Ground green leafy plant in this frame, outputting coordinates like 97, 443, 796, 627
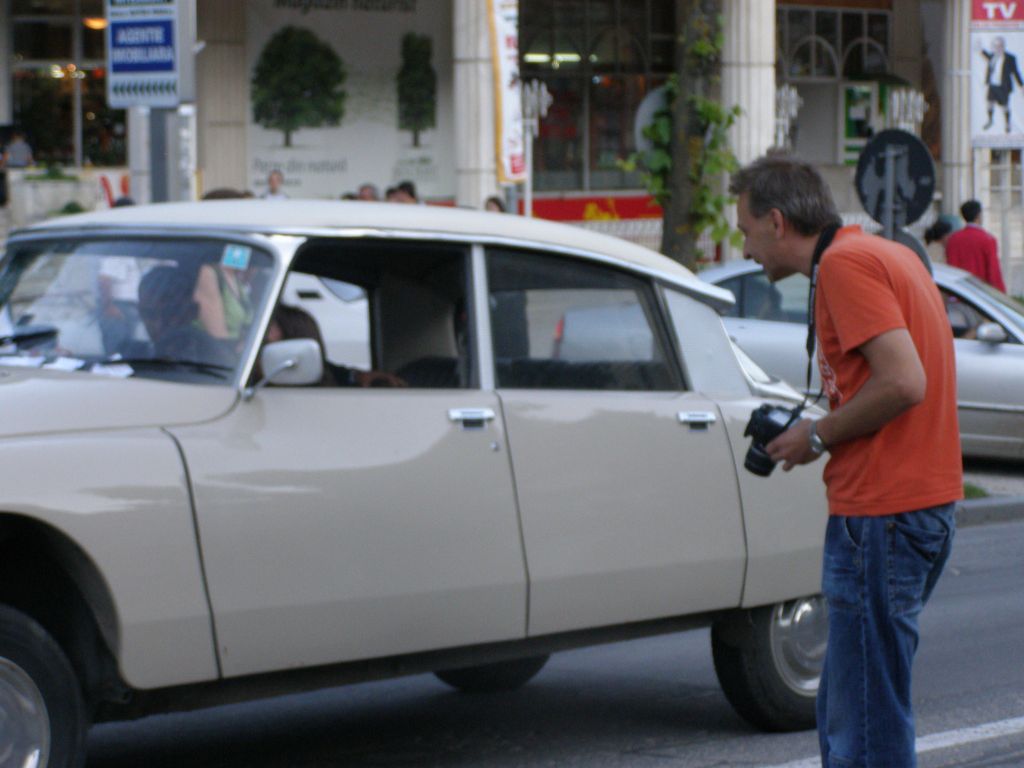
25, 163, 79, 182
251, 26, 347, 147
621, 6, 742, 266
963, 482, 988, 499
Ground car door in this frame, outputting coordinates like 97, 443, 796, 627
940, 284, 1024, 458
485, 247, 746, 636
172, 239, 527, 677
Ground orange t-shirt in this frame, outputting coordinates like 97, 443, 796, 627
815, 226, 963, 516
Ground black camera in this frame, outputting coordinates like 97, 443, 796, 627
743, 404, 800, 477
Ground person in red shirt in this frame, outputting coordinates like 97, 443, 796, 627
945, 200, 1007, 292
731, 155, 961, 768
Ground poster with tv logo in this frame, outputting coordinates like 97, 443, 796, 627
972, 0, 1024, 146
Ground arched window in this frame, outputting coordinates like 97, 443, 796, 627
787, 35, 840, 80
777, 6, 890, 83
843, 38, 889, 78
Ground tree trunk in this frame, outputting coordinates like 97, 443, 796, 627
662, 0, 723, 270
284, 129, 293, 148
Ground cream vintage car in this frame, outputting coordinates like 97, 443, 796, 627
0, 201, 827, 767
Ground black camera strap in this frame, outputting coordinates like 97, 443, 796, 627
801, 224, 841, 411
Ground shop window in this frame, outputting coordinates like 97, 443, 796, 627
10, 1, 125, 167
521, 0, 675, 193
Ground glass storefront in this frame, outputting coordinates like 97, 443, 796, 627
10, 0, 126, 167
520, 0, 675, 193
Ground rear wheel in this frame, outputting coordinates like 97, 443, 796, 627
0, 605, 87, 768
435, 655, 550, 693
711, 596, 826, 732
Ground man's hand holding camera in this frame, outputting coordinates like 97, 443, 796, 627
767, 418, 826, 472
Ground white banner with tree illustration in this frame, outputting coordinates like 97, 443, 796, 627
247, 0, 453, 199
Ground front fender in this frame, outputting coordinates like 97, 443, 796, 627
0, 429, 218, 689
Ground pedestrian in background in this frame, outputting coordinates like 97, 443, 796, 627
923, 217, 954, 264
731, 155, 961, 768
357, 183, 379, 201
2, 130, 34, 168
945, 200, 1006, 292
262, 169, 288, 200
484, 195, 506, 212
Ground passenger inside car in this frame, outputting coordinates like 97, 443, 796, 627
137, 266, 237, 367
261, 303, 406, 387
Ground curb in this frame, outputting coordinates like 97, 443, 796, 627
956, 495, 1024, 528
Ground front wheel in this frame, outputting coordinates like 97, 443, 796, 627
435, 655, 550, 693
0, 605, 88, 768
711, 596, 827, 732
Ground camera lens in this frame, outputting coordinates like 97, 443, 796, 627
744, 445, 777, 476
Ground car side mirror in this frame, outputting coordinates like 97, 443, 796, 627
976, 322, 1008, 344
243, 339, 324, 400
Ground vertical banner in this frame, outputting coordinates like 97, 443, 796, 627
488, 0, 526, 184
971, 0, 1024, 147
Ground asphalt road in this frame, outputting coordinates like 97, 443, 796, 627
87, 520, 1024, 768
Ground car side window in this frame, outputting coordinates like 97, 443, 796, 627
486, 248, 677, 391
279, 239, 473, 388
942, 289, 993, 340
734, 273, 809, 323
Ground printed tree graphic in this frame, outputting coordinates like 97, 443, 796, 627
252, 26, 347, 147
396, 33, 436, 148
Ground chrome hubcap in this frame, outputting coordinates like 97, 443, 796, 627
768, 596, 828, 695
0, 658, 50, 768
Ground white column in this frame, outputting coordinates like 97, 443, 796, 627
942, 0, 972, 213
453, 0, 499, 209
128, 107, 152, 205
721, 0, 776, 260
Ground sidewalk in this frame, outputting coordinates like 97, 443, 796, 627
959, 465, 1024, 527
958, 494, 1024, 527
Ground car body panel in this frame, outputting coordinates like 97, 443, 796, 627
701, 261, 1024, 460
170, 389, 527, 678
0, 431, 218, 688
716, 400, 828, 606
0, 368, 239, 438
499, 390, 747, 635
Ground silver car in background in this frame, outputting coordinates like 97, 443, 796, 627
700, 261, 1024, 461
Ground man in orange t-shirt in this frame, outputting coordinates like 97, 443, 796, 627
731, 156, 961, 768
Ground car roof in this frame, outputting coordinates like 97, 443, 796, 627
19, 200, 734, 310
699, 258, 972, 286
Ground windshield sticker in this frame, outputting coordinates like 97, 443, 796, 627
221, 244, 252, 271
43, 357, 87, 372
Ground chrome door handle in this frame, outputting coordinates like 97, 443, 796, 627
448, 408, 496, 429
678, 411, 717, 429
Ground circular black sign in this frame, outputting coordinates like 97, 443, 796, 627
855, 129, 935, 227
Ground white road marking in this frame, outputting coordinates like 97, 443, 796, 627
762, 715, 1024, 768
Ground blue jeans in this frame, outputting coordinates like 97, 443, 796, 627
817, 503, 956, 768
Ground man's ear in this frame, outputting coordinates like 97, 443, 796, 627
769, 208, 786, 239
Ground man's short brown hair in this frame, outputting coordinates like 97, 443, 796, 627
730, 155, 842, 236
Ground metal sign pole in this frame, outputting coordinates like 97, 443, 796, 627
521, 79, 552, 218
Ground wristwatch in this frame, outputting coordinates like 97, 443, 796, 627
808, 422, 828, 456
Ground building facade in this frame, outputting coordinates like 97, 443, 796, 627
0, 1, 991, 265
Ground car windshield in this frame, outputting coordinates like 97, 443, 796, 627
0, 237, 276, 384
961, 275, 1024, 334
